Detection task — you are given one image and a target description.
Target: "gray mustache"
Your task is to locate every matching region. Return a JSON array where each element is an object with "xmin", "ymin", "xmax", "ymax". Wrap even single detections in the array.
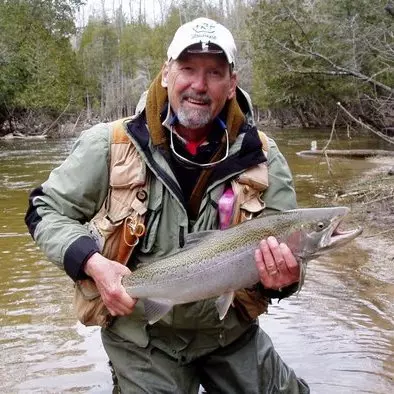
[{"xmin": 181, "ymin": 94, "xmax": 211, "ymax": 105}]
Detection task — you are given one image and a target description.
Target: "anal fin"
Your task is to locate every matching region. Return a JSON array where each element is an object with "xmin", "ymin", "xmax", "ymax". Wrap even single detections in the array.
[
  {"xmin": 144, "ymin": 299, "xmax": 174, "ymax": 325},
  {"xmin": 215, "ymin": 292, "xmax": 235, "ymax": 320}
]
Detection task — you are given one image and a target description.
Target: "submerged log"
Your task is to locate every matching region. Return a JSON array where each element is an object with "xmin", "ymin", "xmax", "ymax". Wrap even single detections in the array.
[{"xmin": 297, "ymin": 149, "xmax": 394, "ymax": 158}]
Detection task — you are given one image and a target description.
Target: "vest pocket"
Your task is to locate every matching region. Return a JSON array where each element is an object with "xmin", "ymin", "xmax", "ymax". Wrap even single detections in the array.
[
  {"xmin": 106, "ymin": 152, "xmax": 146, "ymax": 222},
  {"xmin": 105, "ymin": 186, "xmax": 135, "ymax": 224},
  {"xmin": 231, "ymin": 181, "xmax": 266, "ymax": 224}
]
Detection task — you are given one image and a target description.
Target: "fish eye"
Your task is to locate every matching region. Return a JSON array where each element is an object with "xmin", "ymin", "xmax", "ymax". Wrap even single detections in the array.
[{"xmin": 316, "ymin": 221, "xmax": 325, "ymax": 231}]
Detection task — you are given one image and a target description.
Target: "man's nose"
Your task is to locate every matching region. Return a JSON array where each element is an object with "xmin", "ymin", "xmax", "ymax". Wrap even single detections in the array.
[{"xmin": 191, "ymin": 72, "xmax": 208, "ymax": 92}]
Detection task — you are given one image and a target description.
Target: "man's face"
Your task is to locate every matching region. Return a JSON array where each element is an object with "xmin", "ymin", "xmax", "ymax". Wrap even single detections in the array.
[{"xmin": 162, "ymin": 53, "xmax": 237, "ymax": 130}]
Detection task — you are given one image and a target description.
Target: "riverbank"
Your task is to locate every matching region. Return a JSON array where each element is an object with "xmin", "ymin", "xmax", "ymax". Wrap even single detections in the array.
[{"xmin": 335, "ymin": 156, "xmax": 394, "ymax": 240}]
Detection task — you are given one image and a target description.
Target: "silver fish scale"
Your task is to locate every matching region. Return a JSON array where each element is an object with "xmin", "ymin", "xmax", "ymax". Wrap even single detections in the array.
[
  {"xmin": 123, "ymin": 212, "xmax": 303, "ymax": 293},
  {"xmin": 121, "ymin": 207, "xmax": 360, "ymax": 315},
  {"xmin": 125, "ymin": 243, "xmax": 259, "ymax": 302}
]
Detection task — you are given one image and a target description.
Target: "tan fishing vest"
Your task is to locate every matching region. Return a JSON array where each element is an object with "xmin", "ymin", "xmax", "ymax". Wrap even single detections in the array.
[
  {"xmin": 74, "ymin": 122, "xmax": 270, "ymax": 327},
  {"xmin": 73, "ymin": 118, "xmax": 150, "ymax": 327}
]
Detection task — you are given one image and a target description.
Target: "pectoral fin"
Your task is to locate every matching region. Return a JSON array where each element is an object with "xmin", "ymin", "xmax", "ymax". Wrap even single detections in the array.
[
  {"xmin": 143, "ymin": 299, "xmax": 174, "ymax": 325},
  {"xmin": 215, "ymin": 291, "xmax": 235, "ymax": 320}
]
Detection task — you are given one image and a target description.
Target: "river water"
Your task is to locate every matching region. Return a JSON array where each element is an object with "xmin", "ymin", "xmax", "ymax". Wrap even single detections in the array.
[{"xmin": 0, "ymin": 129, "xmax": 393, "ymax": 393}]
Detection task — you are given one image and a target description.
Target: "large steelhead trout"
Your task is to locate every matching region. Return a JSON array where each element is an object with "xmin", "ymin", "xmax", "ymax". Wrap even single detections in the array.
[{"xmin": 123, "ymin": 207, "xmax": 362, "ymax": 324}]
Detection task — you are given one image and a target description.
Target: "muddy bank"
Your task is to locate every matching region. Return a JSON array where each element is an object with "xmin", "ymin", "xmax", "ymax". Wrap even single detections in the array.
[
  {"xmin": 0, "ymin": 111, "xmax": 97, "ymax": 139},
  {"xmin": 335, "ymin": 156, "xmax": 394, "ymax": 241}
]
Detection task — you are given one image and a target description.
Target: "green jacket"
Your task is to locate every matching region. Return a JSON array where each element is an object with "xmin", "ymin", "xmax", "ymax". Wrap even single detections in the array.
[{"xmin": 25, "ymin": 89, "xmax": 297, "ymax": 360}]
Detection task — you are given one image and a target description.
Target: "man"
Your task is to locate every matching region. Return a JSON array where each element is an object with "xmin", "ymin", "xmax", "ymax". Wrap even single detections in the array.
[{"xmin": 26, "ymin": 17, "xmax": 309, "ymax": 393}]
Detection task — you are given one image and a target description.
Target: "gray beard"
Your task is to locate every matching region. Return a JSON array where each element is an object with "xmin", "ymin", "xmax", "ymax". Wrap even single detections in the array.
[{"xmin": 176, "ymin": 107, "xmax": 212, "ymax": 129}]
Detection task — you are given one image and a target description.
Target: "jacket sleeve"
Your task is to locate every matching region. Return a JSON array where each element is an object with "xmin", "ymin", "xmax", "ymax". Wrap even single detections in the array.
[
  {"xmin": 263, "ymin": 137, "xmax": 297, "ymax": 212},
  {"xmin": 25, "ymin": 124, "xmax": 111, "ymax": 281}
]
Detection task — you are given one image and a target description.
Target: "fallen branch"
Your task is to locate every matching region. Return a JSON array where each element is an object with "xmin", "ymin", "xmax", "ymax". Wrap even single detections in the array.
[
  {"xmin": 363, "ymin": 194, "xmax": 393, "ymax": 205},
  {"xmin": 364, "ymin": 229, "xmax": 393, "ymax": 238},
  {"xmin": 336, "ymin": 102, "xmax": 394, "ymax": 145},
  {"xmin": 306, "ymin": 48, "xmax": 394, "ymax": 95},
  {"xmin": 70, "ymin": 111, "xmax": 82, "ymax": 136},
  {"xmin": 41, "ymin": 97, "xmax": 72, "ymax": 136},
  {"xmin": 321, "ymin": 109, "xmax": 339, "ymax": 175},
  {"xmin": 297, "ymin": 149, "xmax": 394, "ymax": 157},
  {"xmin": 335, "ymin": 190, "xmax": 366, "ymax": 199},
  {"xmin": 286, "ymin": 38, "xmax": 394, "ymax": 95}
]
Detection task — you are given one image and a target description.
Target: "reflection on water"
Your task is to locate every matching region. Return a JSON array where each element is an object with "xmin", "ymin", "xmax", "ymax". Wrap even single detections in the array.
[
  {"xmin": 261, "ymin": 245, "xmax": 394, "ymax": 394},
  {"xmin": 0, "ymin": 138, "xmax": 113, "ymax": 392},
  {"xmin": 1, "ymin": 130, "xmax": 393, "ymax": 393}
]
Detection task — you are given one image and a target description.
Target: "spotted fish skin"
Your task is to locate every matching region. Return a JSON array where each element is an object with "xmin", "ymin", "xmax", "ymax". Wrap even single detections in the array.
[{"xmin": 122, "ymin": 207, "xmax": 362, "ymax": 324}]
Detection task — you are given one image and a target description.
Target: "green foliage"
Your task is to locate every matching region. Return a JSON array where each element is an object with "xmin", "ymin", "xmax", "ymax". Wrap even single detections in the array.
[
  {"xmin": 78, "ymin": 18, "xmax": 119, "ymax": 98},
  {"xmin": 248, "ymin": 0, "xmax": 393, "ymax": 122},
  {"xmin": 1, "ymin": 0, "xmax": 392, "ymax": 130},
  {"xmin": 119, "ymin": 22, "xmax": 167, "ymax": 78},
  {"xmin": 0, "ymin": 0, "xmax": 84, "ymax": 129}
]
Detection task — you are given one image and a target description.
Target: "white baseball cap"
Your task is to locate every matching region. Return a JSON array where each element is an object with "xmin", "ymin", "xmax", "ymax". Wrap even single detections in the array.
[{"xmin": 167, "ymin": 18, "xmax": 237, "ymax": 65}]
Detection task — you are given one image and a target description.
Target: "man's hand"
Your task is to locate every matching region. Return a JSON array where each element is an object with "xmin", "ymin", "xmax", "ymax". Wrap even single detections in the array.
[
  {"xmin": 84, "ymin": 252, "xmax": 137, "ymax": 316},
  {"xmin": 255, "ymin": 236, "xmax": 300, "ymax": 290}
]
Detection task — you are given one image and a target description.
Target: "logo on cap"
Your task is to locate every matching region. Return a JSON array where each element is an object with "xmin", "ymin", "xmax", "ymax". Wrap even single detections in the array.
[
  {"xmin": 192, "ymin": 21, "xmax": 216, "ymax": 34},
  {"xmin": 190, "ymin": 21, "xmax": 218, "ymax": 45}
]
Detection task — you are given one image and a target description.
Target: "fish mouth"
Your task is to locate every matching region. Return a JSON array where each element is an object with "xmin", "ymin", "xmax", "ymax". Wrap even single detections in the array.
[{"xmin": 322, "ymin": 215, "xmax": 363, "ymax": 251}]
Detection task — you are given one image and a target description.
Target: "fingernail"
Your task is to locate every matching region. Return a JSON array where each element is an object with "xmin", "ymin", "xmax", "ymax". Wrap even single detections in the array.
[{"xmin": 267, "ymin": 236, "xmax": 278, "ymax": 246}]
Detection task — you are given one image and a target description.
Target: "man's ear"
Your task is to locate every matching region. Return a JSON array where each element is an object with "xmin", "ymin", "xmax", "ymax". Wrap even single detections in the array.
[
  {"xmin": 227, "ymin": 72, "xmax": 238, "ymax": 100},
  {"xmin": 161, "ymin": 62, "xmax": 169, "ymax": 88}
]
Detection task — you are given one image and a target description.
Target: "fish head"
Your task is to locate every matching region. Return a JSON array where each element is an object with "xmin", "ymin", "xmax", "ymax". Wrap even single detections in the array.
[{"xmin": 282, "ymin": 207, "xmax": 363, "ymax": 262}]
